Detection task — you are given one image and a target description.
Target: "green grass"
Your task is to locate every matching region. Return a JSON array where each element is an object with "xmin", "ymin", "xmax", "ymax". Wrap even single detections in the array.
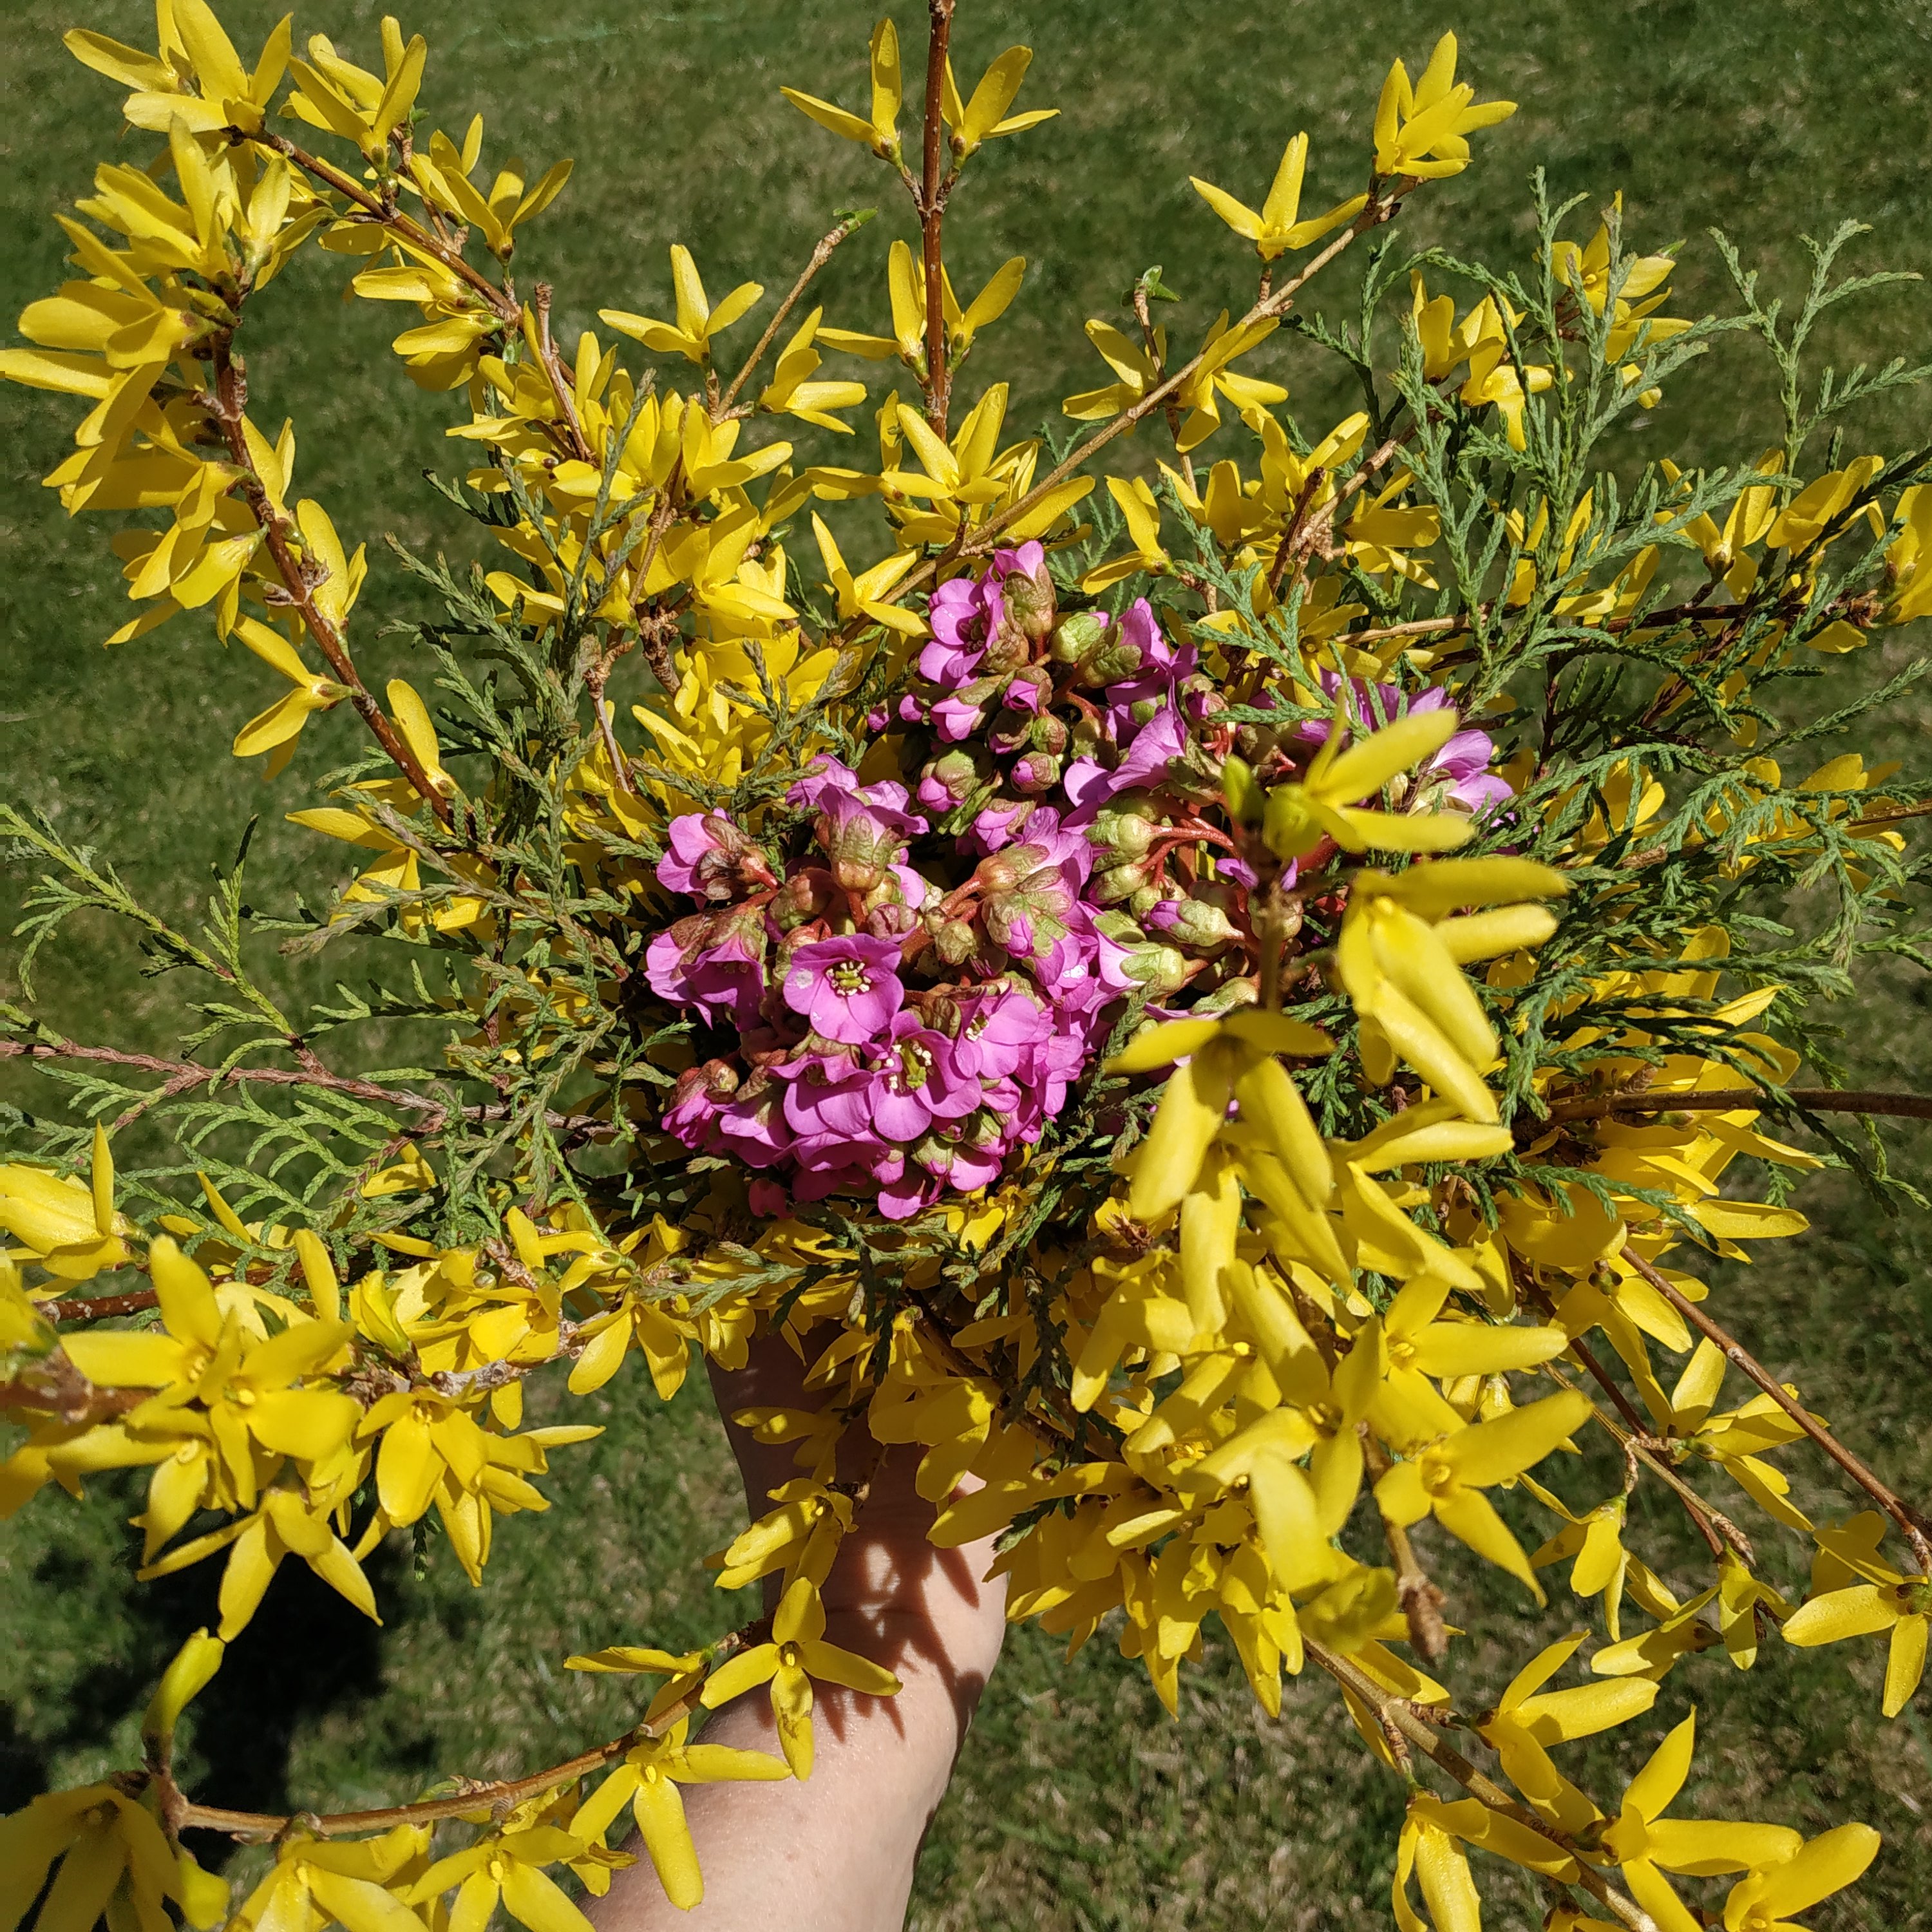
[{"xmin": 6, "ymin": 0, "xmax": 1932, "ymax": 1925}]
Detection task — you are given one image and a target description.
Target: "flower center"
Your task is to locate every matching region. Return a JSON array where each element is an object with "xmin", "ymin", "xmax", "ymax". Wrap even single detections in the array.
[
  {"xmin": 890, "ymin": 1042, "xmax": 934, "ymax": 1093},
  {"xmin": 779, "ymin": 1641, "xmax": 802, "ymax": 1669},
  {"xmin": 829, "ymin": 960, "xmax": 872, "ymax": 998}
]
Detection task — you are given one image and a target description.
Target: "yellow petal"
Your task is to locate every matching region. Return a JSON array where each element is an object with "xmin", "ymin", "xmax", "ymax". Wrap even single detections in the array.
[
  {"xmin": 500, "ymin": 1861, "xmax": 594, "ymax": 1932},
  {"xmin": 1233, "ymin": 1057, "xmax": 1335, "ymax": 1204},
  {"xmin": 799, "ymin": 1638, "xmax": 901, "ymax": 1698},
  {"xmin": 1884, "ymin": 1613, "xmax": 1929, "ymax": 1717},
  {"xmin": 1220, "ymin": 1010, "xmax": 1334, "ymax": 1058},
  {"xmin": 141, "ymin": 1629, "xmax": 225, "ymax": 1744},
  {"xmin": 1782, "ymin": 1584, "xmax": 1899, "ymax": 1647},
  {"xmin": 1315, "ymin": 709, "xmax": 1461, "ymax": 806},
  {"xmin": 1414, "ymin": 1821, "xmax": 1482, "ymax": 1932},
  {"xmin": 1752, "ymin": 1823, "xmax": 1882, "ymax": 1919},
  {"xmin": 1259, "ymin": 133, "xmax": 1309, "ymax": 234},
  {"xmin": 1448, "ymin": 1390, "xmax": 1592, "ymax": 1486},
  {"xmin": 1435, "ymin": 1489, "xmax": 1541, "ymax": 1597},
  {"xmin": 779, "ymin": 87, "xmax": 876, "ymax": 146},
  {"xmin": 867, "ymin": 17, "xmax": 901, "ymax": 145},
  {"xmin": 772, "ymin": 1664, "xmax": 815, "ymax": 1779},
  {"xmin": 1128, "ymin": 1058, "xmax": 1229, "ymax": 1222},
  {"xmin": 1189, "ymin": 176, "xmax": 1264, "ymax": 243},
  {"xmin": 1408, "ymin": 1322, "xmax": 1567, "ymax": 1379}
]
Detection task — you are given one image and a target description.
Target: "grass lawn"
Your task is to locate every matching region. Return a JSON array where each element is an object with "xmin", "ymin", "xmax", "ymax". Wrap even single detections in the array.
[{"xmin": 6, "ymin": 0, "xmax": 1932, "ymax": 1924}]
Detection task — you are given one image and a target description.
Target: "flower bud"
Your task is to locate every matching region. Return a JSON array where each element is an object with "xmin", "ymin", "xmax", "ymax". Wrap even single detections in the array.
[
  {"xmin": 931, "ymin": 916, "xmax": 980, "ymax": 965},
  {"xmin": 918, "ymin": 745, "xmax": 987, "ymax": 810},
  {"xmin": 770, "ymin": 868, "xmax": 837, "ymax": 933},
  {"xmin": 670, "ymin": 1056, "xmax": 741, "ymax": 1113},
  {"xmin": 1010, "ymin": 750, "xmax": 1062, "ymax": 794},
  {"xmin": 1003, "ymin": 553, "xmax": 1058, "ymax": 641},
  {"xmin": 974, "ymin": 851, "xmax": 1024, "ymax": 894},
  {"xmin": 1145, "ymin": 893, "xmax": 1241, "ymax": 952},
  {"xmin": 668, "ymin": 811, "xmax": 779, "ymax": 903},
  {"xmin": 863, "ymin": 896, "xmax": 920, "ymax": 938},
  {"xmin": 1119, "ymin": 940, "xmax": 1193, "ymax": 998},
  {"xmin": 981, "ymin": 623, "xmax": 1033, "ymax": 675},
  {"xmin": 907, "ymin": 987, "xmax": 962, "ymax": 1037},
  {"xmin": 816, "ymin": 797, "xmax": 905, "ymax": 894},
  {"xmin": 989, "ymin": 713, "xmax": 1033, "ymax": 757},
  {"xmin": 1048, "ymin": 609, "xmax": 1109, "ymax": 665},
  {"xmin": 1028, "ymin": 712, "xmax": 1070, "ymax": 757},
  {"xmin": 1007, "ymin": 663, "xmax": 1054, "ymax": 712},
  {"xmin": 1075, "ymin": 636, "xmax": 1150, "ymax": 688},
  {"xmin": 1090, "ymin": 859, "xmax": 1152, "ymax": 906},
  {"xmin": 1234, "ymin": 721, "xmax": 1282, "ymax": 764},
  {"xmin": 699, "ymin": 1057, "xmax": 742, "ymax": 1101},
  {"xmin": 1091, "ymin": 807, "xmax": 1157, "ymax": 860}
]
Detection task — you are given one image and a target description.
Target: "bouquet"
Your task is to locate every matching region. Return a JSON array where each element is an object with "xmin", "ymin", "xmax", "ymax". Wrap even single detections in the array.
[{"xmin": 5, "ymin": 3, "xmax": 1931, "ymax": 1924}]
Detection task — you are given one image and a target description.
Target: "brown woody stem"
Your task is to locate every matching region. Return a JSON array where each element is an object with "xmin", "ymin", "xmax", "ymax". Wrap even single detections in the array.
[
  {"xmin": 0, "ymin": 1037, "xmax": 605, "ymax": 1142},
  {"xmin": 1540, "ymin": 1087, "xmax": 1932, "ymax": 1126},
  {"xmin": 533, "ymin": 283, "xmax": 594, "ymax": 462},
  {"xmin": 1331, "ymin": 589, "xmax": 1857, "ymax": 660},
  {"xmin": 811, "ymin": 182, "xmax": 1402, "ymax": 656},
  {"xmin": 1513, "ymin": 1266, "xmax": 1747, "ymax": 1560},
  {"xmin": 920, "ymin": 0, "xmax": 957, "ymax": 432},
  {"xmin": 954, "ymin": 189, "xmax": 1402, "ymax": 562},
  {"xmin": 1304, "ymin": 1641, "xmax": 1657, "ymax": 1932},
  {"xmin": 243, "ymin": 130, "xmax": 519, "ymax": 324},
  {"xmin": 208, "ymin": 341, "xmax": 453, "ymax": 822},
  {"xmin": 37, "ymin": 1290, "xmax": 161, "ymax": 1322},
  {"xmin": 721, "ymin": 215, "xmax": 869, "ymax": 412},
  {"xmin": 0, "ymin": 1359, "xmax": 146, "ymax": 1426},
  {"xmin": 1540, "ymin": 1359, "xmax": 1750, "ymax": 1564},
  {"xmin": 170, "ymin": 1617, "xmax": 770, "ymax": 1841},
  {"xmin": 1847, "ymin": 799, "xmax": 1932, "ymax": 831},
  {"xmin": 1622, "ymin": 1250, "xmax": 1932, "ymax": 1572},
  {"xmin": 1360, "ymin": 1430, "xmax": 1448, "ymax": 1662}
]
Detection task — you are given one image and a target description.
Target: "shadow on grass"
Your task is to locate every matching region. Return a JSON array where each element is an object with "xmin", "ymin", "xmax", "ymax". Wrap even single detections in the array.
[{"xmin": 0, "ymin": 1526, "xmax": 422, "ymax": 1868}]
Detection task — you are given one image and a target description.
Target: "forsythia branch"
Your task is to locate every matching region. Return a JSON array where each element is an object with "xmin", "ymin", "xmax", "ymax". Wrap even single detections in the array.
[
  {"xmin": 1624, "ymin": 1250, "xmax": 1932, "ymax": 1571},
  {"xmin": 167, "ymin": 1613, "xmax": 770, "ymax": 1841}
]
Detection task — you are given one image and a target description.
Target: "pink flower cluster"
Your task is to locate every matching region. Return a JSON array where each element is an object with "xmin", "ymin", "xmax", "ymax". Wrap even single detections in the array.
[
  {"xmin": 647, "ymin": 751, "xmax": 1128, "ymax": 1219},
  {"xmin": 645, "ymin": 543, "xmax": 1513, "ymax": 1221}
]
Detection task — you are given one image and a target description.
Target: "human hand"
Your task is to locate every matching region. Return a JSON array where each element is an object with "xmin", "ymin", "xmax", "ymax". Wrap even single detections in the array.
[{"xmin": 588, "ymin": 1331, "xmax": 1009, "ymax": 1931}]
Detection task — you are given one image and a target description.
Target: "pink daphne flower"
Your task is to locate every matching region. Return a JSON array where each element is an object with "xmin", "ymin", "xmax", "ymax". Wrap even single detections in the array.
[
  {"xmin": 782, "ymin": 934, "xmax": 906, "ymax": 1044},
  {"xmin": 784, "ymin": 1014, "xmax": 980, "ymax": 1146},
  {"xmin": 656, "ymin": 812, "xmax": 775, "ymax": 902}
]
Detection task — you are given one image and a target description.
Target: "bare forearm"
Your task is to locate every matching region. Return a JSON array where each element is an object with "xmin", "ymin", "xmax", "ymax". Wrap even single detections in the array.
[
  {"xmin": 587, "ymin": 1374, "xmax": 1009, "ymax": 1932},
  {"xmin": 594, "ymin": 1587, "xmax": 1000, "ymax": 1931}
]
